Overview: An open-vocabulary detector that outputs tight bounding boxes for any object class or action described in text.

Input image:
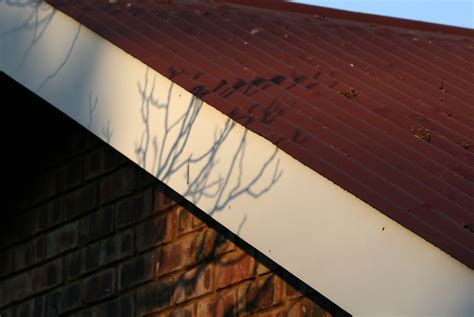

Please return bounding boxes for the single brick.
[100,166,135,203]
[136,278,173,315]
[156,235,195,276]
[62,282,82,313]
[216,251,256,289]
[191,213,205,230]
[65,248,84,280]
[173,263,214,304]
[32,296,45,317]
[238,275,282,313]
[85,241,101,273]
[45,289,62,316]
[83,269,116,303]
[12,241,32,272]
[194,229,236,263]
[16,299,31,317]
[55,157,83,193]
[80,205,115,243]
[119,251,154,290]
[12,273,32,301]
[50,200,63,226]
[32,259,63,293]
[1,272,31,305]
[116,189,152,228]
[47,221,79,258]
[103,300,120,317]
[136,213,174,251]
[181,302,195,317]
[35,204,48,232]
[177,208,206,236]
[196,290,236,317]
[11,237,45,272]
[153,187,177,212]
[238,282,256,314]
[120,294,135,317]
[177,207,193,236]
[62,182,99,221]
[35,200,62,233]
[258,275,283,309]
[33,235,46,264]
[100,229,134,265]
[22,296,45,317]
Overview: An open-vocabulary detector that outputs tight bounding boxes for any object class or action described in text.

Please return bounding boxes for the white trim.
[1,3,473,316]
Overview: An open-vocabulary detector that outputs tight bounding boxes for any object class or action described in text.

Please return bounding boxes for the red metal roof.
[47,0,474,267]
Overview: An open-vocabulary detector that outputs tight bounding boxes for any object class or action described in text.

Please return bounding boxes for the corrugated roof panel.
[47,0,474,267]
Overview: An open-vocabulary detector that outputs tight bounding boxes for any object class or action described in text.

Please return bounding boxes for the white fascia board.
[1,2,473,316]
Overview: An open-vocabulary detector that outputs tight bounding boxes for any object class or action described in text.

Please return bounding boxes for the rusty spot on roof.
[413,127,432,143]
[460,141,470,149]
[250,28,260,35]
[339,87,358,100]
[438,78,446,92]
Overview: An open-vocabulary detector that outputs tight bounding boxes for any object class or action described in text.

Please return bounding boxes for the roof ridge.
[218,0,474,37]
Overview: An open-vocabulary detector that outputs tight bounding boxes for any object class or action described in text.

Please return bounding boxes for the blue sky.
[291,0,474,29]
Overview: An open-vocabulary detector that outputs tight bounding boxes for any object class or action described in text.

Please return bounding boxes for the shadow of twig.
[87,92,98,129]
[1,1,56,71]
[37,24,81,91]
[1,1,81,92]
[102,120,113,143]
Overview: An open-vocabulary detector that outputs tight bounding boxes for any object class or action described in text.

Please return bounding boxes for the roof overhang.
[1,2,472,316]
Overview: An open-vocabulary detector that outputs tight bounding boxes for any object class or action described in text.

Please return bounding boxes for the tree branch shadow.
[37,24,81,92]
[135,68,283,220]
[87,92,98,129]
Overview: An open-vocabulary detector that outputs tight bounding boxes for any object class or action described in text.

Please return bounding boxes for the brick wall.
[0,74,348,317]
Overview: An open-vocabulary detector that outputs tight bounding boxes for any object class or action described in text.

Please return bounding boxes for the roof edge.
[220,0,474,37]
